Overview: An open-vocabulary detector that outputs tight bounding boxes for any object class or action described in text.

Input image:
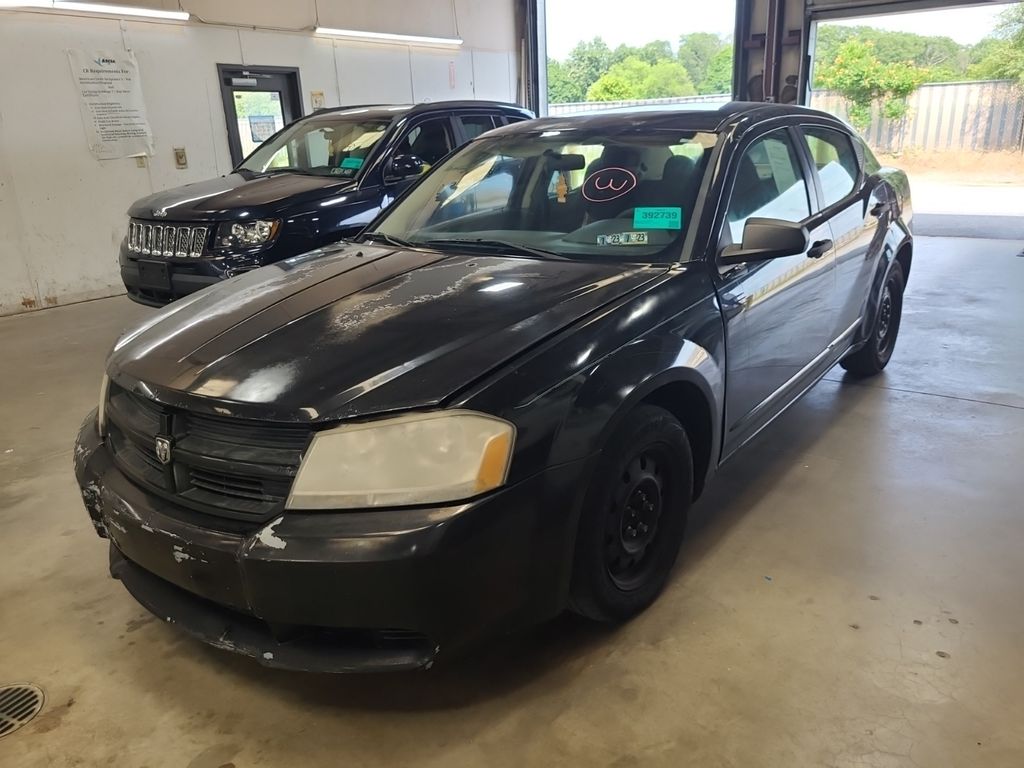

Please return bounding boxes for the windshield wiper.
[423,238,567,261]
[259,167,315,177]
[361,232,421,249]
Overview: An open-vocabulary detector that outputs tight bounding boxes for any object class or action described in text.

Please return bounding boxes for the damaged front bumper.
[73,412,583,673]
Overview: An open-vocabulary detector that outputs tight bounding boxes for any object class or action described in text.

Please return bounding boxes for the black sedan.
[74,103,912,672]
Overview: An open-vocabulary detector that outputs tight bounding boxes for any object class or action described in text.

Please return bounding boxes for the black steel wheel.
[569,404,692,622]
[841,260,905,377]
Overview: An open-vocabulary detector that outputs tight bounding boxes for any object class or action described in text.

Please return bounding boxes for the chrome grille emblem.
[154,436,173,465]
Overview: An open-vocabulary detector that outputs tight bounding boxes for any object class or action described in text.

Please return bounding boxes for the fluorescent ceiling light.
[315,27,462,47]
[46,1,189,20]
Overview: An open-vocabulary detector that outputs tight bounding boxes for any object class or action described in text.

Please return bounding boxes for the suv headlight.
[286,411,515,510]
[97,374,110,436]
[215,219,280,250]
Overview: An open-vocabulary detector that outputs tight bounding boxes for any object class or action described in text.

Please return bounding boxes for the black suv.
[120,100,532,306]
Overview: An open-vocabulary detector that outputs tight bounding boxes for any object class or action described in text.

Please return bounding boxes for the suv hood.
[127,172,358,221]
[109,244,667,422]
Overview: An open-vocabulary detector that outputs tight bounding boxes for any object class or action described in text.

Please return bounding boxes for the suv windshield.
[367,129,718,261]
[239,114,392,178]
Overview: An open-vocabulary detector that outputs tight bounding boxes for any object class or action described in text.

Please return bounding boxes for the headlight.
[215,219,280,250]
[97,374,110,436]
[286,411,515,510]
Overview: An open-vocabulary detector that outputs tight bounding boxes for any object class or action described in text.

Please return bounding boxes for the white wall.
[0,1,521,316]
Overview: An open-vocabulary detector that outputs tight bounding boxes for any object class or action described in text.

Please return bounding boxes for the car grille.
[127,219,210,258]
[105,383,312,523]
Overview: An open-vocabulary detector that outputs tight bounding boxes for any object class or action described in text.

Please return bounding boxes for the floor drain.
[0,685,45,739]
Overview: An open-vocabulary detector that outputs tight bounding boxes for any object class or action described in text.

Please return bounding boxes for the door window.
[802,127,860,208]
[725,131,812,244]
[458,115,497,140]
[396,118,455,170]
[218,66,303,167]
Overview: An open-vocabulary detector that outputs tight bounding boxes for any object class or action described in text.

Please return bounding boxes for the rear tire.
[569,405,692,623]
[840,261,905,378]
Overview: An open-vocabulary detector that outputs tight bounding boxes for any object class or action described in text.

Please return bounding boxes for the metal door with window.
[798,125,881,341]
[218,65,303,166]
[714,127,836,453]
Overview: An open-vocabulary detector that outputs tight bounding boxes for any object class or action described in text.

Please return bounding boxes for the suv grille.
[128,220,209,258]
[105,383,312,523]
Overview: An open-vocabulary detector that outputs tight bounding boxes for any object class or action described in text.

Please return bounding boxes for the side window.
[427,154,522,225]
[857,136,882,175]
[458,115,496,141]
[396,118,454,168]
[726,131,812,244]
[802,126,860,208]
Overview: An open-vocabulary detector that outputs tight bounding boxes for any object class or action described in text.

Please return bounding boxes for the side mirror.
[385,153,426,182]
[719,218,809,265]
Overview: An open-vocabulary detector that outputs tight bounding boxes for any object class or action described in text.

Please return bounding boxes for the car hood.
[127,172,358,221]
[109,244,668,422]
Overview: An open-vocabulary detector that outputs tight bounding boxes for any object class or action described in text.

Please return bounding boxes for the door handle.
[807,239,833,259]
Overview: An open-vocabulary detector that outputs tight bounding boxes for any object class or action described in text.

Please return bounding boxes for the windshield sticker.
[339,156,364,170]
[582,167,638,202]
[633,206,682,230]
[597,232,649,246]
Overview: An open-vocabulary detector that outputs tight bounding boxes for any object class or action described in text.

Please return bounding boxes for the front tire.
[841,260,905,377]
[569,405,693,623]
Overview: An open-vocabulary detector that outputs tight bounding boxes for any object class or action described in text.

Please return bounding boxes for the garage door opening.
[543,0,736,115]
[807,3,1024,226]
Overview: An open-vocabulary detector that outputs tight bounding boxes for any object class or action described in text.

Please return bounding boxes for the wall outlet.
[311,90,325,110]
[135,156,147,168]
[173,147,188,169]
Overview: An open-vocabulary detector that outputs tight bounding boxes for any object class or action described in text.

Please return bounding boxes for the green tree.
[586,56,650,101]
[564,37,614,98]
[967,5,1024,85]
[586,56,696,101]
[612,40,673,66]
[700,45,734,94]
[816,40,927,133]
[547,58,584,103]
[645,60,699,98]
[813,25,969,85]
[678,32,726,88]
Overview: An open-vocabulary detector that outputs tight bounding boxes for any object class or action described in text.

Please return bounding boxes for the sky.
[545,1,1015,60]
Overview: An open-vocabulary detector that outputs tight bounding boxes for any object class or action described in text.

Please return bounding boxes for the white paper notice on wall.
[67,49,154,160]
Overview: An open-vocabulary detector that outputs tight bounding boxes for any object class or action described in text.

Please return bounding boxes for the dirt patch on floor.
[877,149,1024,185]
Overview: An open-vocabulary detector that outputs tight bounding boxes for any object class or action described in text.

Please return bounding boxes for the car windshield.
[238,114,392,178]
[366,129,718,262]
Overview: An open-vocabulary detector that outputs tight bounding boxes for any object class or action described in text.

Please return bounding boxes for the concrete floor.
[1,234,1023,767]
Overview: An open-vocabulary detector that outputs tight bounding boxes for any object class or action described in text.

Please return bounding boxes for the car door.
[382,116,457,195]
[714,126,837,455]
[798,124,880,341]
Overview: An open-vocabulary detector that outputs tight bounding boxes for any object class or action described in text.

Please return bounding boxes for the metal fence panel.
[809,80,1024,152]
[548,93,731,116]
[548,82,1023,152]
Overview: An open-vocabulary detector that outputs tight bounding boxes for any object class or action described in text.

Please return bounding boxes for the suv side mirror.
[386,154,426,182]
[719,218,809,265]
